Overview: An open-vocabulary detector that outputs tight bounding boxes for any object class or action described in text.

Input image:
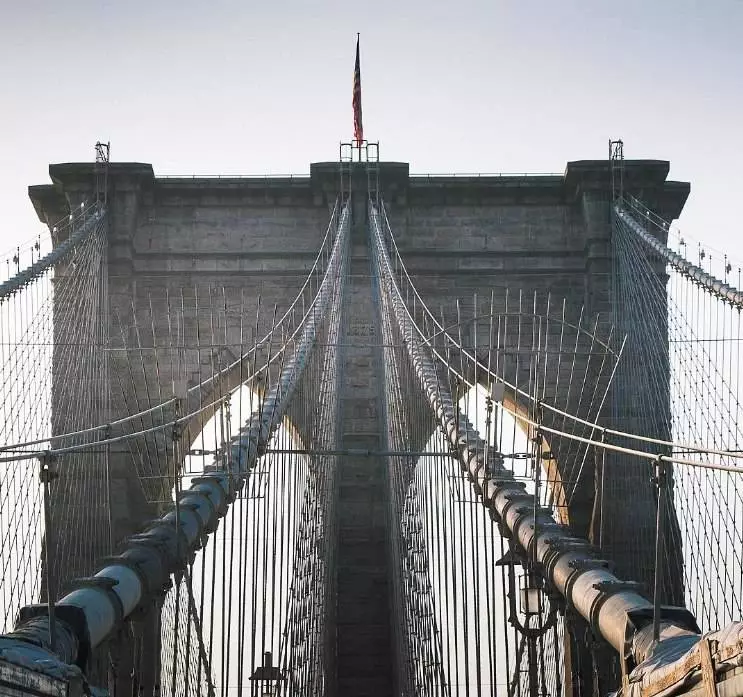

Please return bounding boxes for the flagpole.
[353,33,363,162]
[357,32,360,164]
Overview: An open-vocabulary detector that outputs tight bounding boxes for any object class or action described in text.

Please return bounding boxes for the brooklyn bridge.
[0,141,741,697]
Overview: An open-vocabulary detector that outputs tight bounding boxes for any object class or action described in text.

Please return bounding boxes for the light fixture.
[519,571,544,616]
[249,651,285,696]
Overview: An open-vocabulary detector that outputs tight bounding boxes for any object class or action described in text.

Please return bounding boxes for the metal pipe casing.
[58,590,117,649]
[96,565,143,619]
[115,547,167,598]
[191,478,227,515]
[182,489,217,534]
[595,592,654,654]
[174,499,208,543]
[549,553,588,595]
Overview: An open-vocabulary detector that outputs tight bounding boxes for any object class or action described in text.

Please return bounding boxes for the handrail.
[624,194,743,272]
[410,172,562,178]
[615,203,743,309]
[0,203,105,301]
[157,173,310,180]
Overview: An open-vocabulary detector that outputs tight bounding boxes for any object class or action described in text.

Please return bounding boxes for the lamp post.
[497,546,558,697]
[249,651,286,697]
[519,569,544,618]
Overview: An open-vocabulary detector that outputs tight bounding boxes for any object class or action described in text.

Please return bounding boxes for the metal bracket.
[593,580,644,594]
[516,505,554,517]
[546,538,594,554]
[70,576,118,590]
[627,606,701,635]
[38,454,58,483]
[534,521,566,534]
[569,558,613,572]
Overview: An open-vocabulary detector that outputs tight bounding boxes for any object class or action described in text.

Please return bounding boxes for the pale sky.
[1,0,741,261]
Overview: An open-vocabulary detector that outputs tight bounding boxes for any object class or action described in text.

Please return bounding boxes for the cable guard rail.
[614,203,743,310]
[369,201,743,697]
[0,203,106,301]
[0,203,350,695]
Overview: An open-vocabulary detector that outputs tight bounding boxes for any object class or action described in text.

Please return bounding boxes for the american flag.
[352,35,363,144]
